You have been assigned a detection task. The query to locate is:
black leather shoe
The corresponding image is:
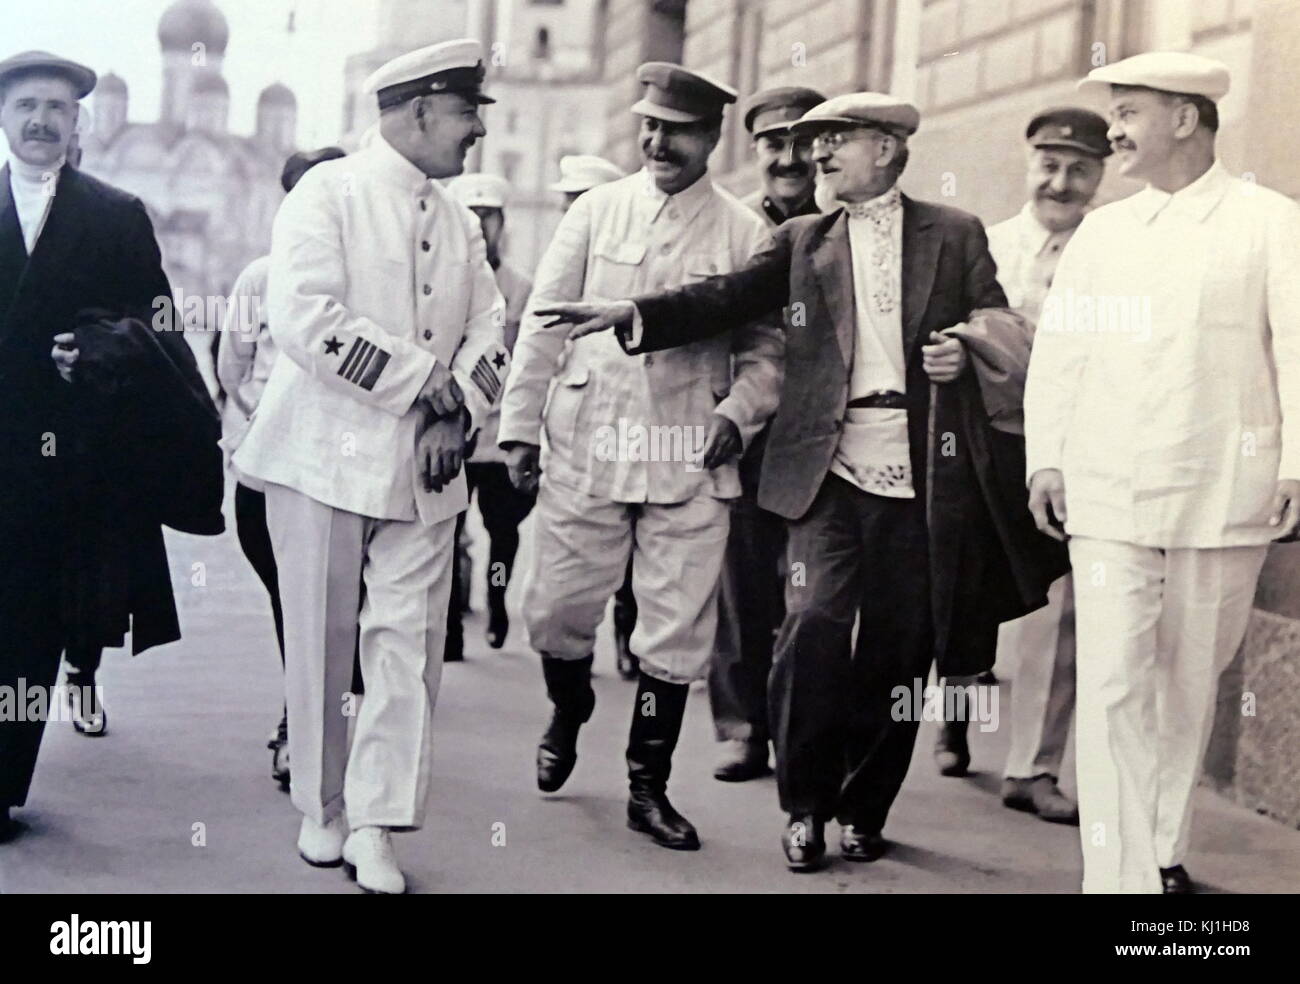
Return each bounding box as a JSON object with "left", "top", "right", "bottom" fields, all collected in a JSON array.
[
  {"left": 536, "top": 655, "right": 595, "bottom": 793},
  {"left": 840, "top": 825, "right": 887, "bottom": 862},
  {"left": 713, "top": 740, "right": 771, "bottom": 782},
  {"left": 933, "top": 720, "right": 969, "bottom": 776},
  {"left": 781, "top": 816, "right": 826, "bottom": 871},
  {"left": 486, "top": 607, "right": 509, "bottom": 649},
  {"left": 268, "top": 713, "right": 290, "bottom": 790},
  {"left": 0, "top": 806, "right": 24, "bottom": 844},
  {"left": 1160, "top": 864, "right": 1195, "bottom": 894},
  {"left": 625, "top": 672, "right": 699, "bottom": 850},
  {"left": 66, "top": 676, "right": 107, "bottom": 737}
]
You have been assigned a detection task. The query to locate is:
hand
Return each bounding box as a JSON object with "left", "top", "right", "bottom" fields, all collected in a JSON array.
[
  {"left": 418, "top": 361, "right": 465, "bottom": 418},
  {"left": 504, "top": 442, "right": 541, "bottom": 494},
  {"left": 1269, "top": 478, "right": 1300, "bottom": 541},
  {"left": 51, "top": 332, "right": 78, "bottom": 383},
  {"left": 415, "top": 411, "right": 467, "bottom": 493},
  {"left": 1028, "top": 468, "right": 1068, "bottom": 542},
  {"left": 922, "top": 330, "right": 968, "bottom": 384},
  {"left": 535, "top": 300, "right": 636, "bottom": 340},
  {"left": 699, "top": 413, "right": 742, "bottom": 471}
]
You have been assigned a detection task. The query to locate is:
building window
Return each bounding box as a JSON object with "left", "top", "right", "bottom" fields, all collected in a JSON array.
[{"left": 533, "top": 26, "right": 551, "bottom": 60}]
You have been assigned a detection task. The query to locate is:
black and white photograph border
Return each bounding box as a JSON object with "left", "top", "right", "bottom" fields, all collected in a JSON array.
[{"left": 0, "top": 0, "right": 1298, "bottom": 922}]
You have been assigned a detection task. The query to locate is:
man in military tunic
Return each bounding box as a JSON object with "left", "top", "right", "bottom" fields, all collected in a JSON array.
[
  {"left": 234, "top": 40, "right": 507, "bottom": 894},
  {"left": 499, "top": 63, "right": 782, "bottom": 850}
]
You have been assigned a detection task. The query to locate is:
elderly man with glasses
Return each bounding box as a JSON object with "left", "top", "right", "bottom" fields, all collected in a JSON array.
[{"left": 537, "top": 91, "right": 1064, "bottom": 872}]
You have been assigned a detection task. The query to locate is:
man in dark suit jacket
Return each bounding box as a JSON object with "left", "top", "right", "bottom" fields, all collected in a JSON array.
[
  {"left": 538, "top": 92, "right": 1065, "bottom": 871},
  {"left": 0, "top": 51, "right": 222, "bottom": 841}
]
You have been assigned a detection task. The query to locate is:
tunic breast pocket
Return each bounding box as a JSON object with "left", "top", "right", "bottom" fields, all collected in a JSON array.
[
  {"left": 588, "top": 241, "right": 646, "bottom": 300},
  {"left": 544, "top": 364, "right": 592, "bottom": 460},
  {"left": 683, "top": 250, "right": 729, "bottom": 285}
]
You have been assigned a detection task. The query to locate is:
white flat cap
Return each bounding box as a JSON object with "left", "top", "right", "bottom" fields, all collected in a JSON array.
[
  {"left": 791, "top": 91, "right": 920, "bottom": 137},
  {"left": 447, "top": 172, "right": 511, "bottom": 210},
  {"left": 364, "top": 38, "right": 494, "bottom": 110},
  {"left": 1078, "top": 51, "right": 1230, "bottom": 101},
  {"left": 550, "top": 155, "right": 626, "bottom": 193}
]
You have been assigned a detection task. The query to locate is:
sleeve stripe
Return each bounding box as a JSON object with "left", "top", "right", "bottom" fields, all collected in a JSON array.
[
  {"left": 357, "top": 349, "right": 390, "bottom": 391},
  {"left": 338, "top": 338, "right": 367, "bottom": 379}
]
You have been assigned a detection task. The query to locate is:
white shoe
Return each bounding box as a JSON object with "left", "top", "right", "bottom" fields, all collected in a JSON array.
[
  {"left": 297, "top": 814, "right": 347, "bottom": 867},
  {"left": 342, "top": 826, "right": 406, "bottom": 894}
]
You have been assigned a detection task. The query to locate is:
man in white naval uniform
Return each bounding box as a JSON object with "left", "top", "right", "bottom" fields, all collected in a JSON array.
[
  {"left": 234, "top": 40, "right": 507, "bottom": 894},
  {"left": 1025, "top": 52, "right": 1300, "bottom": 893},
  {"left": 499, "top": 63, "right": 782, "bottom": 850},
  {"left": 983, "top": 107, "right": 1108, "bottom": 823}
]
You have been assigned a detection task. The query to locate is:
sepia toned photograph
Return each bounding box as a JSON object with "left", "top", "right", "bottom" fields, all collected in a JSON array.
[{"left": 0, "top": 0, "right": 1296, "bottom": 934}]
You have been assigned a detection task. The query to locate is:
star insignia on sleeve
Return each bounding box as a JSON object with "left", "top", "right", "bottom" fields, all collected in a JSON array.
[
  {"left": 324, "top": 336, "right": 343, "bottom": 355},
  {"left": 492, "top": 350, "right": 506, "bottom": 370}
]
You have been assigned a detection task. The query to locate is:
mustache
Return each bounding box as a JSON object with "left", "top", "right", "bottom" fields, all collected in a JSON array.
[
  {"left": 23, "top": 126, "right": 60, "bottom": 141},
  {"left": 768, "top": 163, "right": 811, "bottom": 179},
  {"left": 645, "top": 148, "right": 684, "bottom": 166}
]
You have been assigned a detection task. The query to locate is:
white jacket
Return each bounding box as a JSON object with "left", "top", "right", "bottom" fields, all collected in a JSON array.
[
  {"left": 234, "top": 137, "right": 507, "bottom": 525},
  {"left": 1024, "top": 162, "right": 1300, "bottom": 548}
]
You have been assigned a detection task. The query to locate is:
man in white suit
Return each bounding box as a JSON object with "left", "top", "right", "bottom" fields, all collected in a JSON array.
[
  {"left": 234, "top": 40, "right": 507, "bottom": 894},
  {"left": 1025, "top": 52, "right": 1300, "bottom": 894}
]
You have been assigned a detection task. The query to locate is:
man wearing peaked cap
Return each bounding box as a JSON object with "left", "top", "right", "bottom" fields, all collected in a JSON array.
[
  {"left": 740, "top": 86, "right": 824, "bottom": 228},
  {"left": 536, "top": 89, "right": 1062, "bottom": 871},
  {"left": 550, "top": 155, "right": 626, "bottom": 211},
  {"left": 944, "top": 106, "right": 1109, "bottom": 823},
  {"left": 703, "top": 84, "right": 825, "bottom": 788},
  {"left": 443, "top": 171, "right": 535, "bottom": 660},
  {"left": 233, "top": 38, "right": 507, "bottom": 893},
  {"left": 499, "top": 61, "right": 782, "bottom": 851},
  {"left": 1025, "top": 53, "right": 1300, "bottom": 893}
]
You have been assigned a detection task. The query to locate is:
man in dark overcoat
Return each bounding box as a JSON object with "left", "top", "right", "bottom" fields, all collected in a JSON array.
[{"left": 0, "top": 50, "right": 222, "bottom": 841}]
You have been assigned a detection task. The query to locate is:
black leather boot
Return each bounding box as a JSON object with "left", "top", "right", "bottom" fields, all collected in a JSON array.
[
  {"left": 626, "top": 671, "right": 699, "bottom": 850},
  {"left": 536, "top": 654, "right": 595, "bottom": 792}
]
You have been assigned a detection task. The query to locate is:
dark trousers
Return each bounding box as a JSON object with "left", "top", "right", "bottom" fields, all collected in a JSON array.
[
  {"left": 234, "top": 482, "right": 285, "bottom": 662},
  {"left": 769, "top": 474, "right": 933, "bottom": 830},
  {"left": 0, "top": 553, "right": 63, "bottom": 808},
  {"left": 708, "top": 485, "right": 786, "bottom": 742},
  {"left": 447, "top": 462, "right": 537, "bottom": 655}
]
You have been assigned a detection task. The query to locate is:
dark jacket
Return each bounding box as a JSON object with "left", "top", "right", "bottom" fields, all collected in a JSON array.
[
  {"left": 0, "top": 163, "right": 223, "bottom": 654},
  {"left": 624, "top": 196, "right": 1068, "bottom": 675}
]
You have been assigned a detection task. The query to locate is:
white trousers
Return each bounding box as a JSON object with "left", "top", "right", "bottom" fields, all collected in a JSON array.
[
  {"left": 1068, "top": 536, "right": 1267, "bottom": 894},
  {"left": 265, "top": 483, "right": 456, "bottom": 830},
  {"left": 998, "top": 574, "right": 1076, "bottom": 780},
  {"left": 523, "top": 479, "right": 729, "bottom": 684}
]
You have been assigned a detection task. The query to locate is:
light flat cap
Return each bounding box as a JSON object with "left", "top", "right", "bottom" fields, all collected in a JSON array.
[
  {"left": 0, "top": 50, "right": 96, "bottom": 99},
  {"left": 364, "top": 39, "right": 494, "bottom": 111},
  {"left": 791, "top": 91, "right": 920, "bottom": 137},
  {"left": 1027, "top": 106, "right": 1111, "bottom": 158},
  {"left": 550, "top": 155, "right": 626, "bottom": 193},
  {"left": 743, "top": 85, "right": 826, "bottom": 138},
  {"left": 447, "top": 172, "right": 511, "bottom": 210},
  {"left": 631, "top": 62, "right": 737, "bottom": 124},
  {"left": 1078, "top": 51, "right": 1229, "bottom": 101}
]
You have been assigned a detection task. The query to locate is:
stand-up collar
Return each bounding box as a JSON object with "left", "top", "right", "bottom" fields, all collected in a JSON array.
[
  {"left": 639, "top": 166, "right": 714, "bottom": 225},
  {"left": 367, "top": 134, "right": 435, "bottom": 191}
]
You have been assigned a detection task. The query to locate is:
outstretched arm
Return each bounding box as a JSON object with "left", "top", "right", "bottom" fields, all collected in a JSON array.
[{"left": 536, "top": 225, "right": 794, "bottom": 353}]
